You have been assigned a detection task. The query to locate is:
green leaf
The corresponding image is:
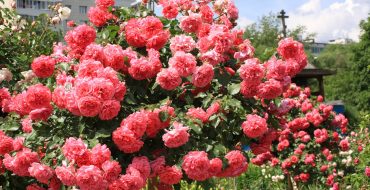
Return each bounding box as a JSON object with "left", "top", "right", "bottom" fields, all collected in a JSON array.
[
  {"left": 188, "top": 123, "right": 202, "bottom": 135},
  {"left": 228, "top": 83, "right": 241, "bottom": 95},
  {"left": 159, "top": 111, "right": 169, "bottom": 122}
]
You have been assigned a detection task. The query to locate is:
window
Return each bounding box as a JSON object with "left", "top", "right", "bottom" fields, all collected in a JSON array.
[{"left": 79, "top": 6, "right": 87, "bottom": 14}]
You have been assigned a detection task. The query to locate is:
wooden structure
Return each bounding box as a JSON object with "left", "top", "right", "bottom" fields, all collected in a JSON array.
[{"left": 292, "top": 63, "right": 335, "bottom": 97}]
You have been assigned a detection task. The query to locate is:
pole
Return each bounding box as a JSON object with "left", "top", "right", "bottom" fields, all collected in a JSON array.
[{"left": 277, "top": 10, "right": 289, "bottom": 38}]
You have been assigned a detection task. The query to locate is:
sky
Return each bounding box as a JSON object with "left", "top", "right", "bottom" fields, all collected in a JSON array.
[{"left": 235, "top": 0, "right": 370, "bottom": 42}]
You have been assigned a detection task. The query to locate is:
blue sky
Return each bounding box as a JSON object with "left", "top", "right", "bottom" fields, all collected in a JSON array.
[{"left": 234, "top": 0, "right": 370, "bottom": 42}]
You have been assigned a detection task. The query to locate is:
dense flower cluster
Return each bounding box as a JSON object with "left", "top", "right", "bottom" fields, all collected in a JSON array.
[
  {"left": 0, "top": 0, "right": 367, "bottom": 189},
  {"left": 248, "top": 84, "right": 364, "bottom": 189}
]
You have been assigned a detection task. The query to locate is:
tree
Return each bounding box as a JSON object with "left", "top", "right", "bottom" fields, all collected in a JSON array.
[
  {"left": 316, "top": 17, "right": 370, "bottom": 115},
  {"left": 243, "top": 13, "right": 315, "bottom": 62}
]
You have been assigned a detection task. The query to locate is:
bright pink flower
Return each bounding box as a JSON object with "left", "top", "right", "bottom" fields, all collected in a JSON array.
[
  {"left": 146, "top": 30, "right": 170, "bottom": 50},
  {"left": 128, "top": 49, "right": 162, "bottom": 80},
  {"left": 88, "top": 7, "right": 114, "bottom": 27},
  {"left": 365, "top": 166, "right": 370, "bottom": 177},
  {"left": 306, "top": 109, "right": 324, "bottom": 127},
  {"left": 31, "top": 55, "right": 56, "bottom": 78},
  {"left": 234, "top": 39, "right": 255, "bottom": 61},
  {"left": 90, "top": 144, "right": 111, "bottom": 167},
  {"left": 29, "top": 105, "right": 53, "bottom": 121},
  {"left": 102, "top": 160, "right": 121, "bottom": 183},
  {"left": 3, "top": 149, "right": 40, "bottom": 176},
  {"left": 156, "top": 68, "right": 182, "bottom": 90},
  {"left": 76, "top": 165, "right": 106, "bottom": 190},
  {"left": 186, "top": 107, "right": 209, "bottom": 123},
  {"left": 192, "top": 64, "right": 214, "bottom": 88},
  {"left": 265, "top": 59, "right": 287, "bottom": 80},
  {"left": 320, "top": 165, "right": 329, "bottom": 172},
  {"left": 65, "top": 24, "right": 96, "bottom": 49},
  {"left": 62, "top": 138, "right": 88, "bottom": 161},
  {"left": 314, "top": 129, "right": 328, "bottom": 143},
  {"left": 112, "top": 127, "right": 144, "bottom": 153},
  {"left": 208, "top": 158, "right": 222, "bottom": 176},
  {"left": 277, "top": 38, "right": 305, "bottom": 60},
  {"left": 55, "top": 165, "right": 76, "bottom": 186},
  {"left": 25, "top": 84, "right": 52, "bottom": 110},
  {"left": 114, "top": 81, "right": 127, "bottom": 101},
  {"left": 277, "top": 139, "right": 289, "bottom": 151},
  {"left": 219, "top": 150, "right": 248, "bottom": 177},
  {"left": 242, "top": 114, "right": 268, "bottom": 138},
  {"left": 0, "top": 132, "right": 13, "bottom": 155},
  {"left": 169, "top": 35, "right": 196, "bottom": 54},
  {"left": 162, "top": 2, "right": 178, "bottom": 19},
  {"left": 169, "top": 51, "right": 197, "bottom": 77},
  {"left": 109, "top": 168, "right": 145, "bottom": 190},
  {"left": 26, "top": 184, "right": 45, "bottom": 190},
  {"left": 199, "top": 50, "right": 224, "bottom": 66},
  {"left": 121, "top": 111, "right": 148, "bottom": 138},
  {"left": 159, "top": 166, "right": 182, "bottom": 185},
  {"left": 182, "top": 151, "right": 211, "bottom": 181},
  {"left": 77, "top": 96, "right": 102, "bottom": 117},
  {"left": 78, "top": 60, "right": 104, "bottom": 78},
  {"left": 304, "top": 154, "right": 316, "bottom": 166},
  {"left": 257, "top": 79, "right": 283, "bottom": 99},
  {"left": 125, "top": 18, "right": 147, "bottom": 48},
  {"left": 150, "top": 156, "right": 166, "bottom": 176},
  {"left": 99, "top": 100, "right": 121, "bottom": 120},
  {"left": 28, "top": 162, "right": 53, "bottom": 184},
  {"left": 299, "top": 173, "right": 310, "bottom": 182},
  {"left": 240, "top": 80, "right": 259, "bottom": 98},
  {"left": 339, "top": 138, "right": 350, "bottom": 151},
  {"left": 199, "top": 5, "right": 213, "bottom": 23},
  {"left": 80, "top": 44, "right": 106, "bottom": 63},
  {"left": 162, "top": 122, "right": 189, "bottom": 148},
  {"left": 127, "top": 156, "right": 151, "bottom": 179},
  {"left": 179, "top": 13, "right": 202, "bottom": 33},
  {"left": 103, "top": 44, "right": 127, "bottom": 71},
  {"left": 0, "top": 88, "right": 10, "bottom": 106},
  {"left": 96, "top": 0, "right": 115, "bottom": 9},
  {"left": 288, "top": 118, "right": 310, "bottom": 131},
  {"left": 12, "top": 137, "right": 24, "bottom": 151}
]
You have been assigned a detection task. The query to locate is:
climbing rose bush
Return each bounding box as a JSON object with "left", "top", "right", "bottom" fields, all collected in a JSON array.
[{"left": 0, "top": 0, "right": 367, "bottom": 189}]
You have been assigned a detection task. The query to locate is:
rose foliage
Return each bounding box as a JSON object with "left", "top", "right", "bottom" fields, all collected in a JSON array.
[{"left": 0, "top": 0, "right": 368, "bottom": 189}]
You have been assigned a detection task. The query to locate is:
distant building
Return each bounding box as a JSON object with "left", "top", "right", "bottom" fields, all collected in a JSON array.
[
  {"left": 15, "top": 0, "right": 138, "bottom": 31},
  {"left": 308, "top": 42, "right": 327, "bottom": 56},
  {"left": 328, "top": 38, "right": 354, "bottom": 45}
]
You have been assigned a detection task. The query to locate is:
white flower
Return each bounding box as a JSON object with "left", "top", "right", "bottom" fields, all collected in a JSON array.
[
  {"left": 341, "top": 159, "right": 347, "bottom": 164},
  {"left": 51, "top": 16, "right": 61, "bottom": 25},
  {"left": 279, "top": 175, "right": 285, "bottom": 180},
  {"left": 338, "top": 171, "right": 344, "bottom": 177},
  {"left": 21, "top": 70, "right": 36, "bottom": 81},
  {"left": 58, "top": 7, "right": 71, "bottom": 20},
  {"left": 346, "top": 186, "right": 351, "bottom": 189},
  {"left": 0, "top": 68, "right": 13, "bottom": 82}
]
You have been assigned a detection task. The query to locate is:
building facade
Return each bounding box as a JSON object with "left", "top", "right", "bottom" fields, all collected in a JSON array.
[{"left": 15, "top": 0, "right": 137, "bottom": 30}]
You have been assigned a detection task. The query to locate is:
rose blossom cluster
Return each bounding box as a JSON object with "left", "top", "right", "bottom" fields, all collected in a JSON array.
[
  {"left": 124, "top": 16, "right": 170, "bottom": 50},
  {"left": 238, "top": 38, "right": 307, "bottom": 100},
  {"left": 249, "top": 84, "right": 360, "bottom": 189},
  {"left": 1, "top": 84, "right": 53, "bottom": 122},
  {"left": 182, "top": 150, "right": 248, "bottom": 181},
  {"left": 88, "top": 0, "right": 116, "bottom": 27},
  {"left": 52, "top": 58, "right": 126, "bottom": 120},
  {"left": 113, "top": 106, "right": 175, "bottom": 153}
]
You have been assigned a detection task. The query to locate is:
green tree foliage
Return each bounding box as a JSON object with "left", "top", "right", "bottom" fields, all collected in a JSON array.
[
  {"left": 243, "top": 13, "right": 315, "bottom": 62},
  {"left": 316, "top": 17, "right": 370, "bottom": 115},
  {"left": 0, "top": 5, "right": 61, "bottom": 83}
]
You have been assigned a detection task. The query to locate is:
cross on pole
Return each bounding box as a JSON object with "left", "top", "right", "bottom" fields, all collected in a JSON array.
[{"left": 277, "top": 10, "right": 289, "bottom": 38}]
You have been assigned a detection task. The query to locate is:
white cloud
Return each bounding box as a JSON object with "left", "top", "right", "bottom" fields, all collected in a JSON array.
[
  {"left": 287, "top": 0, "right": 370, "bottom": 42},
  {"left": 236, "top": 16, "right": 254, "bottom": 29},
  {"left": 298, "top": 0, "right": 322, "bottom": 13}
]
